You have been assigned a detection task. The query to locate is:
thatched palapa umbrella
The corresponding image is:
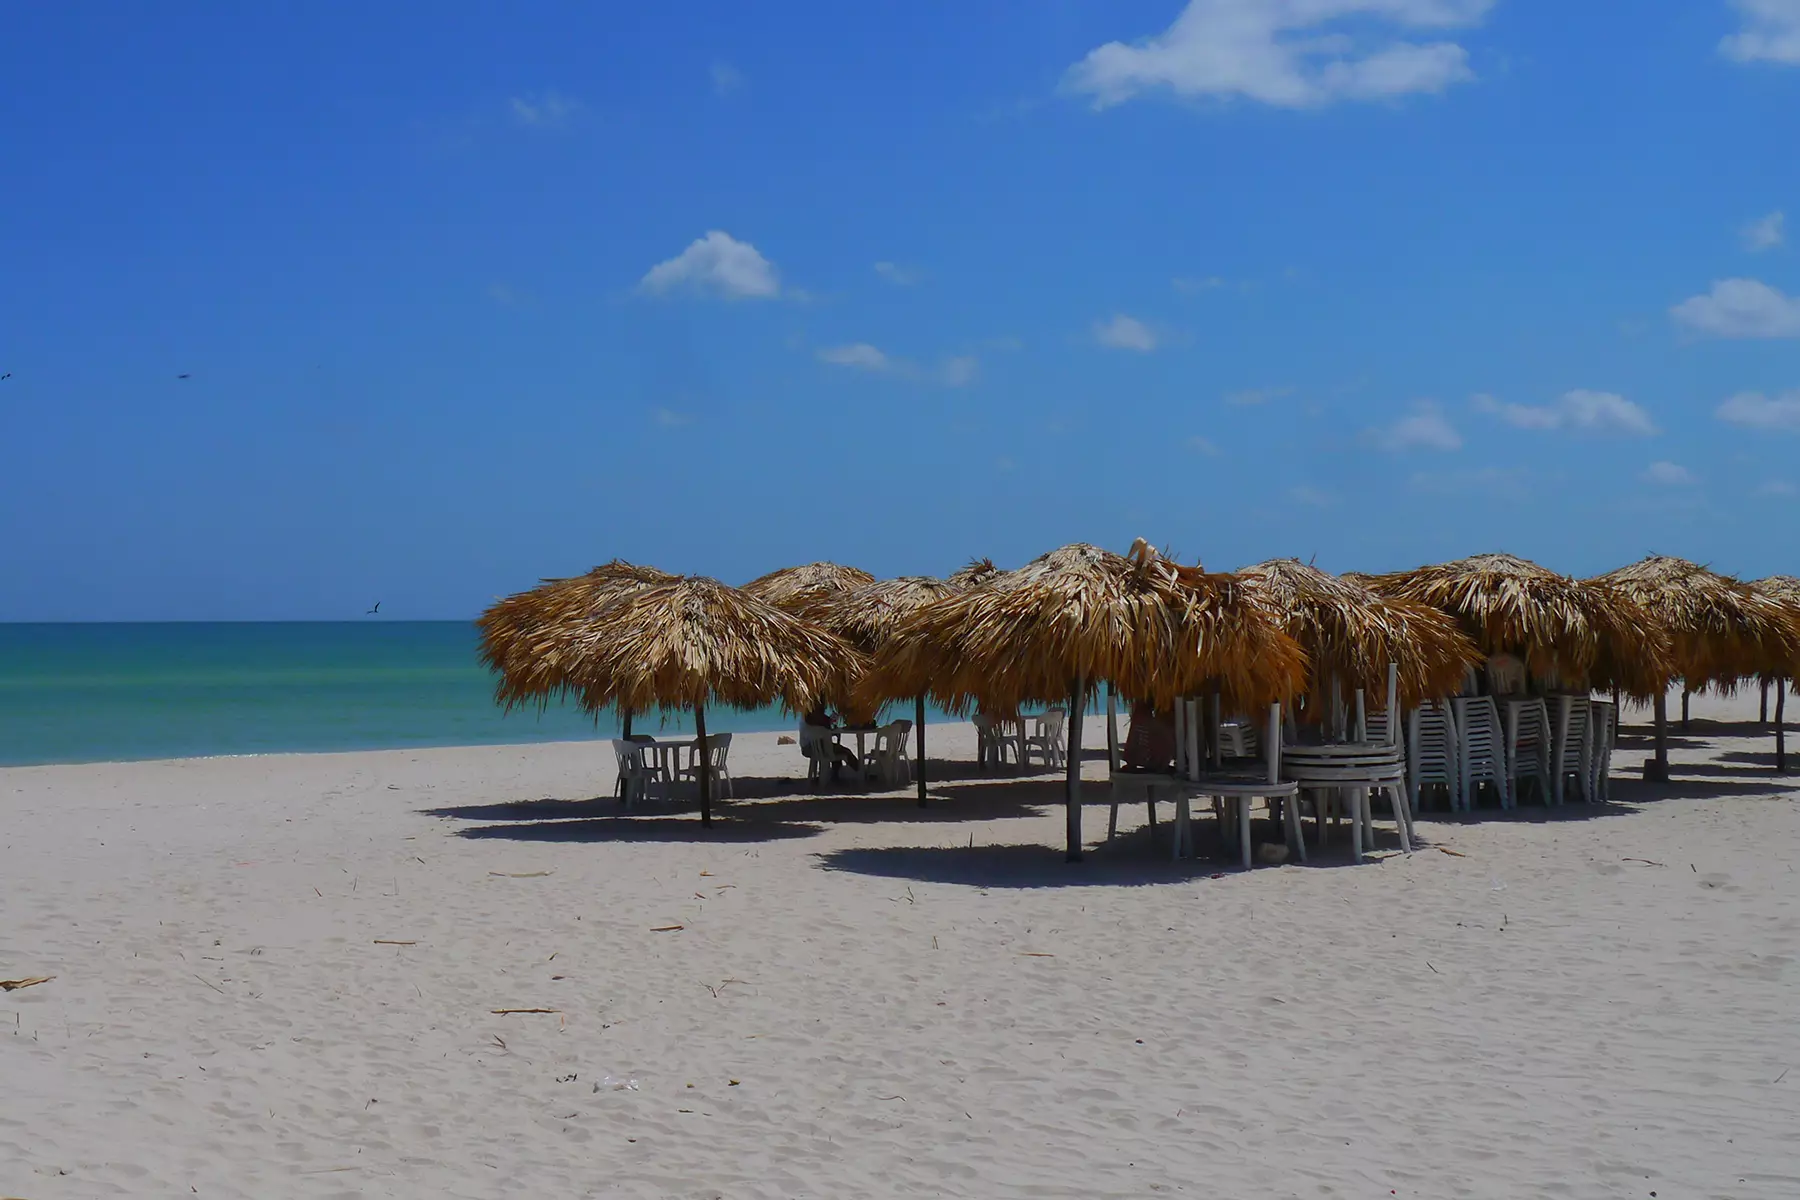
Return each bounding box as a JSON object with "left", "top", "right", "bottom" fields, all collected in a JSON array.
[
  {"left": 1596, "top": 557, "right": 1800, "bottom": 778},
  {"left": 743, "top": 562, "right": 876, "bottom": 609},
  {"left": 481, "top": 573, "right": 861, "bottom": 824},
  {"left": 477, "top": 560, "right": 678, "bottom": 736},
  {"left": 1237, "top": 559, "right": 1481, "bottom": 713},
  {"left": 1369, "top": 553, "right": 1669, "bottom": 696},
  {"left": 1751, "top": 576, "right": 1800, "bottom": 770},
  {"left": 800, "top": 575, "right": 965, "bottom": 808},
  {"left": 859, "top": 541, "right": 1308, "bottom": 861}
]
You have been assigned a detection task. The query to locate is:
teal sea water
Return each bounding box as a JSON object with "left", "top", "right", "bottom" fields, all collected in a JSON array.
[{"left": 0, "top": 622, "right": 827, "bottom": 767}]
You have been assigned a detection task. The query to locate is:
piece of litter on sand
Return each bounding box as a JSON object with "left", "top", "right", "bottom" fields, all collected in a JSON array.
[
  {"left": 373, "top": 940, "right": 417, "bottom": 946},
  {"left": 1622, "top": 858, "right": 1665, "bottom": 867},
  {"left": 1438, "top": 847, "right": 1468, "bottom": 857},
  {"left": 1019, "top": 952, "right": 1055, "bottom": 958},
  {"left": 490, "top": 871, "right": 554, "bottom": 878},
  {"left": 0, "top": 976, "right": 53, "bottom": 991},
  {"left": 492, "top": 1008, "right": 561, "bottom": 1015},
  {"left": 651, "top": 925, "right": 685, "bottom": 932}
]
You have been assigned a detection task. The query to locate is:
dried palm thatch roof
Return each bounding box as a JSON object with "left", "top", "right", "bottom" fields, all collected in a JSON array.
[
  {"left": 1596, "top": 557, "right": 1800, "bottom": 689},
  {"left": 1237, "top": 558, "right": 1480, "bottom": 705},
  {"left": 1369, "top": 552, "right": 1672, "bottom": 697},
  {"left": 859, "top": 541, "right": 1308, "bottom": 716},
  {"left": 742, "top": 561, "right": 876, "bottom": 610},
  {"left": 945, "top": 558, "right": 1001, "bottom": 589},
  {"left": 797, "top": 575, "right": 962, "bottom": 654},
  {"left": 1752, "top": 576, "right": 1800, "bottom": 680},
  {"left": 477, "top": 560, "right": 678, "bottom": 699},
  {"left": 481, "top": 573, "right": 861, "bottom": 718}
]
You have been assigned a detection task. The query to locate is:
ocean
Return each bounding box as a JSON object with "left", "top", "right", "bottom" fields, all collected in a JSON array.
[{"left": 0, "top": 622, "right": 831, "bottom": 768}]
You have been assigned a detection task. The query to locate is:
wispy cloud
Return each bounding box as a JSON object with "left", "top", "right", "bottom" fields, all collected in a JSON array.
[
  {"left": 639, "top": 231, "right": 780, "bottom": 300},
  {"left": 1064, "top": 0, "right": 1494, "bottom": 110},
  {"left": 1187, "top": 436, "right": 1221, "bottom": 456},
  {"left": 1371, "top": 400, "right": 1462, "bottom": 452},
  {"left": 1758, "top": 479, "right": 1798, "bottom": 497},
  {"left": 1226, "top": 386, "right": 1291, "bottom": 406},
  {"left": 1093, "top": 313, "right": 1158, "bottom": 352},
  {"left": 509, "top": 92, "right": 580, "bottom": 128},
  {"left": 653, "top": 407, "right": 693, "bottom": 427},
  {"left": 1471, "top": 389, "right": 1658, "bottom": 436},
  {"left": 1720, "top": 1, "right": 1800, "bottom": 64},
  {"left": 816, "top": 342, "right": 976, "bottom": 386},
  {"left": 873, "top": 261, "right": 922, "bottom": 286},
  {"left": 1670, "top": 278, "right": 1800, "bottom": 337},
  {"left": 487, "top": 282, "right": 527, "bottom": 306},
  {"left": 711, "top": 62, "right": 744, "bottom": 97},
  {"left": 1716, "top": 388, "right": 1800, "bottom": 431},
  {"left": 1742, "top": 210, "right": 1787, "bottom": 252},
  {"left": 816, "top": 343, "right": 890, "bottom": 371},
  {"left": 1642, "top": 460, "right": 1697, "bottom": 486},
  {"left": 1172, "top": 275, "right": 1226, "bottom": 293},
  {"left": 1289, "top": 485, "right": 1339, "bottom": 508}
]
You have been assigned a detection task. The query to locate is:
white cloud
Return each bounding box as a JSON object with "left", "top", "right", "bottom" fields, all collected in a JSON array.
[
  {"left": 1720, "top": 1, "right": 1800, "bottom": 64},
  {"left": 940, "top": 355, "right": 978, "bottom": 386},
  {"left": 1758, "top": 479, "right": 1798, "bottom": 497},
  {"left": 1188, "top": 436, "right": 1221, "bottom": 455},
  {"left": 1172, "top": 275, "right": 1226, "bottom": 293},
  {"left": 1289, "top": 485, "right": 1339, "bottom": 508},
  {"left": 1642, "top": 461, "right": 1696, "bottom": 486},
  {"left": 1093, "top": 313, "right": 1159, "bottom": 352},
  {"left": 1716, "top": 388, "right": 1800, "bottom": 431},
  {"left": 1372, "top": 400, "right": 1462, "bottom": 452},
  {"left": 873, "top": 261, "right": 922, "bottom": 286},
  {"left": 816, "top": 343, "right": 890, "bottom": 371},
  {"left": 1743, "top": 210, "right": 1787, "bottom": 252},
  {"left": 639, "top": 231, "right": 780, "bottom": 300},
  {"left": 1064, "top": 0, "right": 1494, "bottom": 110},
  {"left": 711, "top": 62, "right": 744, "bottom": 96},
  {"left": 653, "top": 407, "right": 693, "bottom": 427},
  {"left": 1670, "top": 278, "right": 1800, "bottom": 337},
  {"left": 509, "top": 92, "right": 580, "bottom": 127},
  {"left": 1226, "top": 386, "right": 1291, "bottom": 406},
  {"left": 1471, "top": 389, "right": 1658, "bottom": 436}
]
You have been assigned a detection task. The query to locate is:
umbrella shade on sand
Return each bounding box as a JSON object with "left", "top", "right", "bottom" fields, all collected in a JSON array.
[
  {"left": 1237, "top": 558, "right": 1481, "bottom": 711},
  {"left": 1751, "top": 576, "right": 1800, "bottom": 770},
  {"left": 859, "top": 541, "right": 1308, "bottom": 861},
  {"left": 743, "top": 562, "right": 876, "bottom": 610},
  {"left": 1596, "top": 557, "right": 1800, "bottom": 778},
  {"left": 799, "top": 575, "right": 965, "bottom": 809},
  {"left": 1369, "top": 552, "right": 1671, "bottom": 697},
  {"left": 477, "top": 560, "right": 678, "bottom": 735},
  {"left": 481, "top": 574, "right": 862, "bottom": 824}
]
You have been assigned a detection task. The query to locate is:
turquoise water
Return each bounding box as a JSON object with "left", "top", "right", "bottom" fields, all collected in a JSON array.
[{"left": 0, "top": 622, "right": 829, "bottom": 767}]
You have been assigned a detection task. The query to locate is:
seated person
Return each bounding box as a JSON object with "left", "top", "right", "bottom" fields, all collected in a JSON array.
[
  {"left": 1119, "top": 700, "right": 1176, "bottom": 772},
  {"left": 799, "top": 705, "right": 861, "bottom": 779}
]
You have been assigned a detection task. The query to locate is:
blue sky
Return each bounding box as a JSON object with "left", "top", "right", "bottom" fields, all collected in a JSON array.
[{"left": 3, "top": 0, "right": 1799, "bottom": 621}]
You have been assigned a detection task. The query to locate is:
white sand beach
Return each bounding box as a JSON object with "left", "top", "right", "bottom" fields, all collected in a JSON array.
[{"left": 4, "top": 694, "right": 1799, "bottom": 1199}]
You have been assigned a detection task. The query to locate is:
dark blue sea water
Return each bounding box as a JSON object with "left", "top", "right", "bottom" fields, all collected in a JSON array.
[{"left": 0, "top": 622, "right": 828, "bottom": 767}]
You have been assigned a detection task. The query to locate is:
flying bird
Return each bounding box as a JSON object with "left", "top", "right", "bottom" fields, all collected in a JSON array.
[
  {"left": 176, "top": 373, "right": 192, "bottom": 380},
  {"left": 366, "top": 601, "right": 381, "bottom": 615},
  {"left": 1, "top": 373, "right": 11, "bottom": 381}
]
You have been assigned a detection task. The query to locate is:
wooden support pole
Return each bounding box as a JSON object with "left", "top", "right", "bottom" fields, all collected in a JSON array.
[
  {"left": 1648, "top": 691, "right": 1671, "bottom": 782},
  {"left": 915, "top": 694, "right": 929, "bottom": 808},
  {"left": 1681, "top": 687, "right": 1691, "bottom": 730},
  {"left": 695, "top": 703, "right": 712, "bottom": 826},
  {"left": 1065, "top": 679, "right": 1086, "bottom": 863},
  {"left": 1777, "top": 681, "right": 1788, "bottom": 774}
]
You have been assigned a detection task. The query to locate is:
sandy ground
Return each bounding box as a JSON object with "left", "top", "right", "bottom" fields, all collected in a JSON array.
[{"left": 4, "top": 693, "right": 1798, "bottom": 1199}]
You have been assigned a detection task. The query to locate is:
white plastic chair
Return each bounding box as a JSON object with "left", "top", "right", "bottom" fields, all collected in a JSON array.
[
  {"left": 613, "top": 739, "right": 656, "bottom": 808},
  {"left": 1587, "top": 699, "right": 1616, "bottom": 803},
  {"left": 1549, "top": 695, "right": 1591, "bottom": 805},
  {"left": 1501, "top": 697, "right": 1552, "bottom": 805},
  {"left": 1408, "top": 700, "right": 1460, "bottom": 813},
  {"left": 865, "top": 720, "right": 914, "bottom": 788},
  {"left": 1022, "top": 708, "right": 1067, "bottom": 770},
  {"left": 677, "top": 733, "right": 734, "bottom": 799},
  {"left": 973, "top": 712, "right": 1020, "bottom": 770},
  {"left": 1451, "top": 696, "right": 1511, "bottom": 810}
]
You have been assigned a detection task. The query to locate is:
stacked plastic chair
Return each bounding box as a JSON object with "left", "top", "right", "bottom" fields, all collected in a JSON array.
[
  {"left": 1501, "top": 698, "right": 1553, "bottom": 805},
  {"left": 1549, "top": 695, "right": 1592, "bottom": 805},
  {"left": 1451, "top": 696, "right": 1511, "bottom": 810},
  {"left": 1407, "top": 700, "right": 1460, "bottom": 813},
  {"left": 1586, "top": 698, "right": 1617, "bottom": 803}
]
